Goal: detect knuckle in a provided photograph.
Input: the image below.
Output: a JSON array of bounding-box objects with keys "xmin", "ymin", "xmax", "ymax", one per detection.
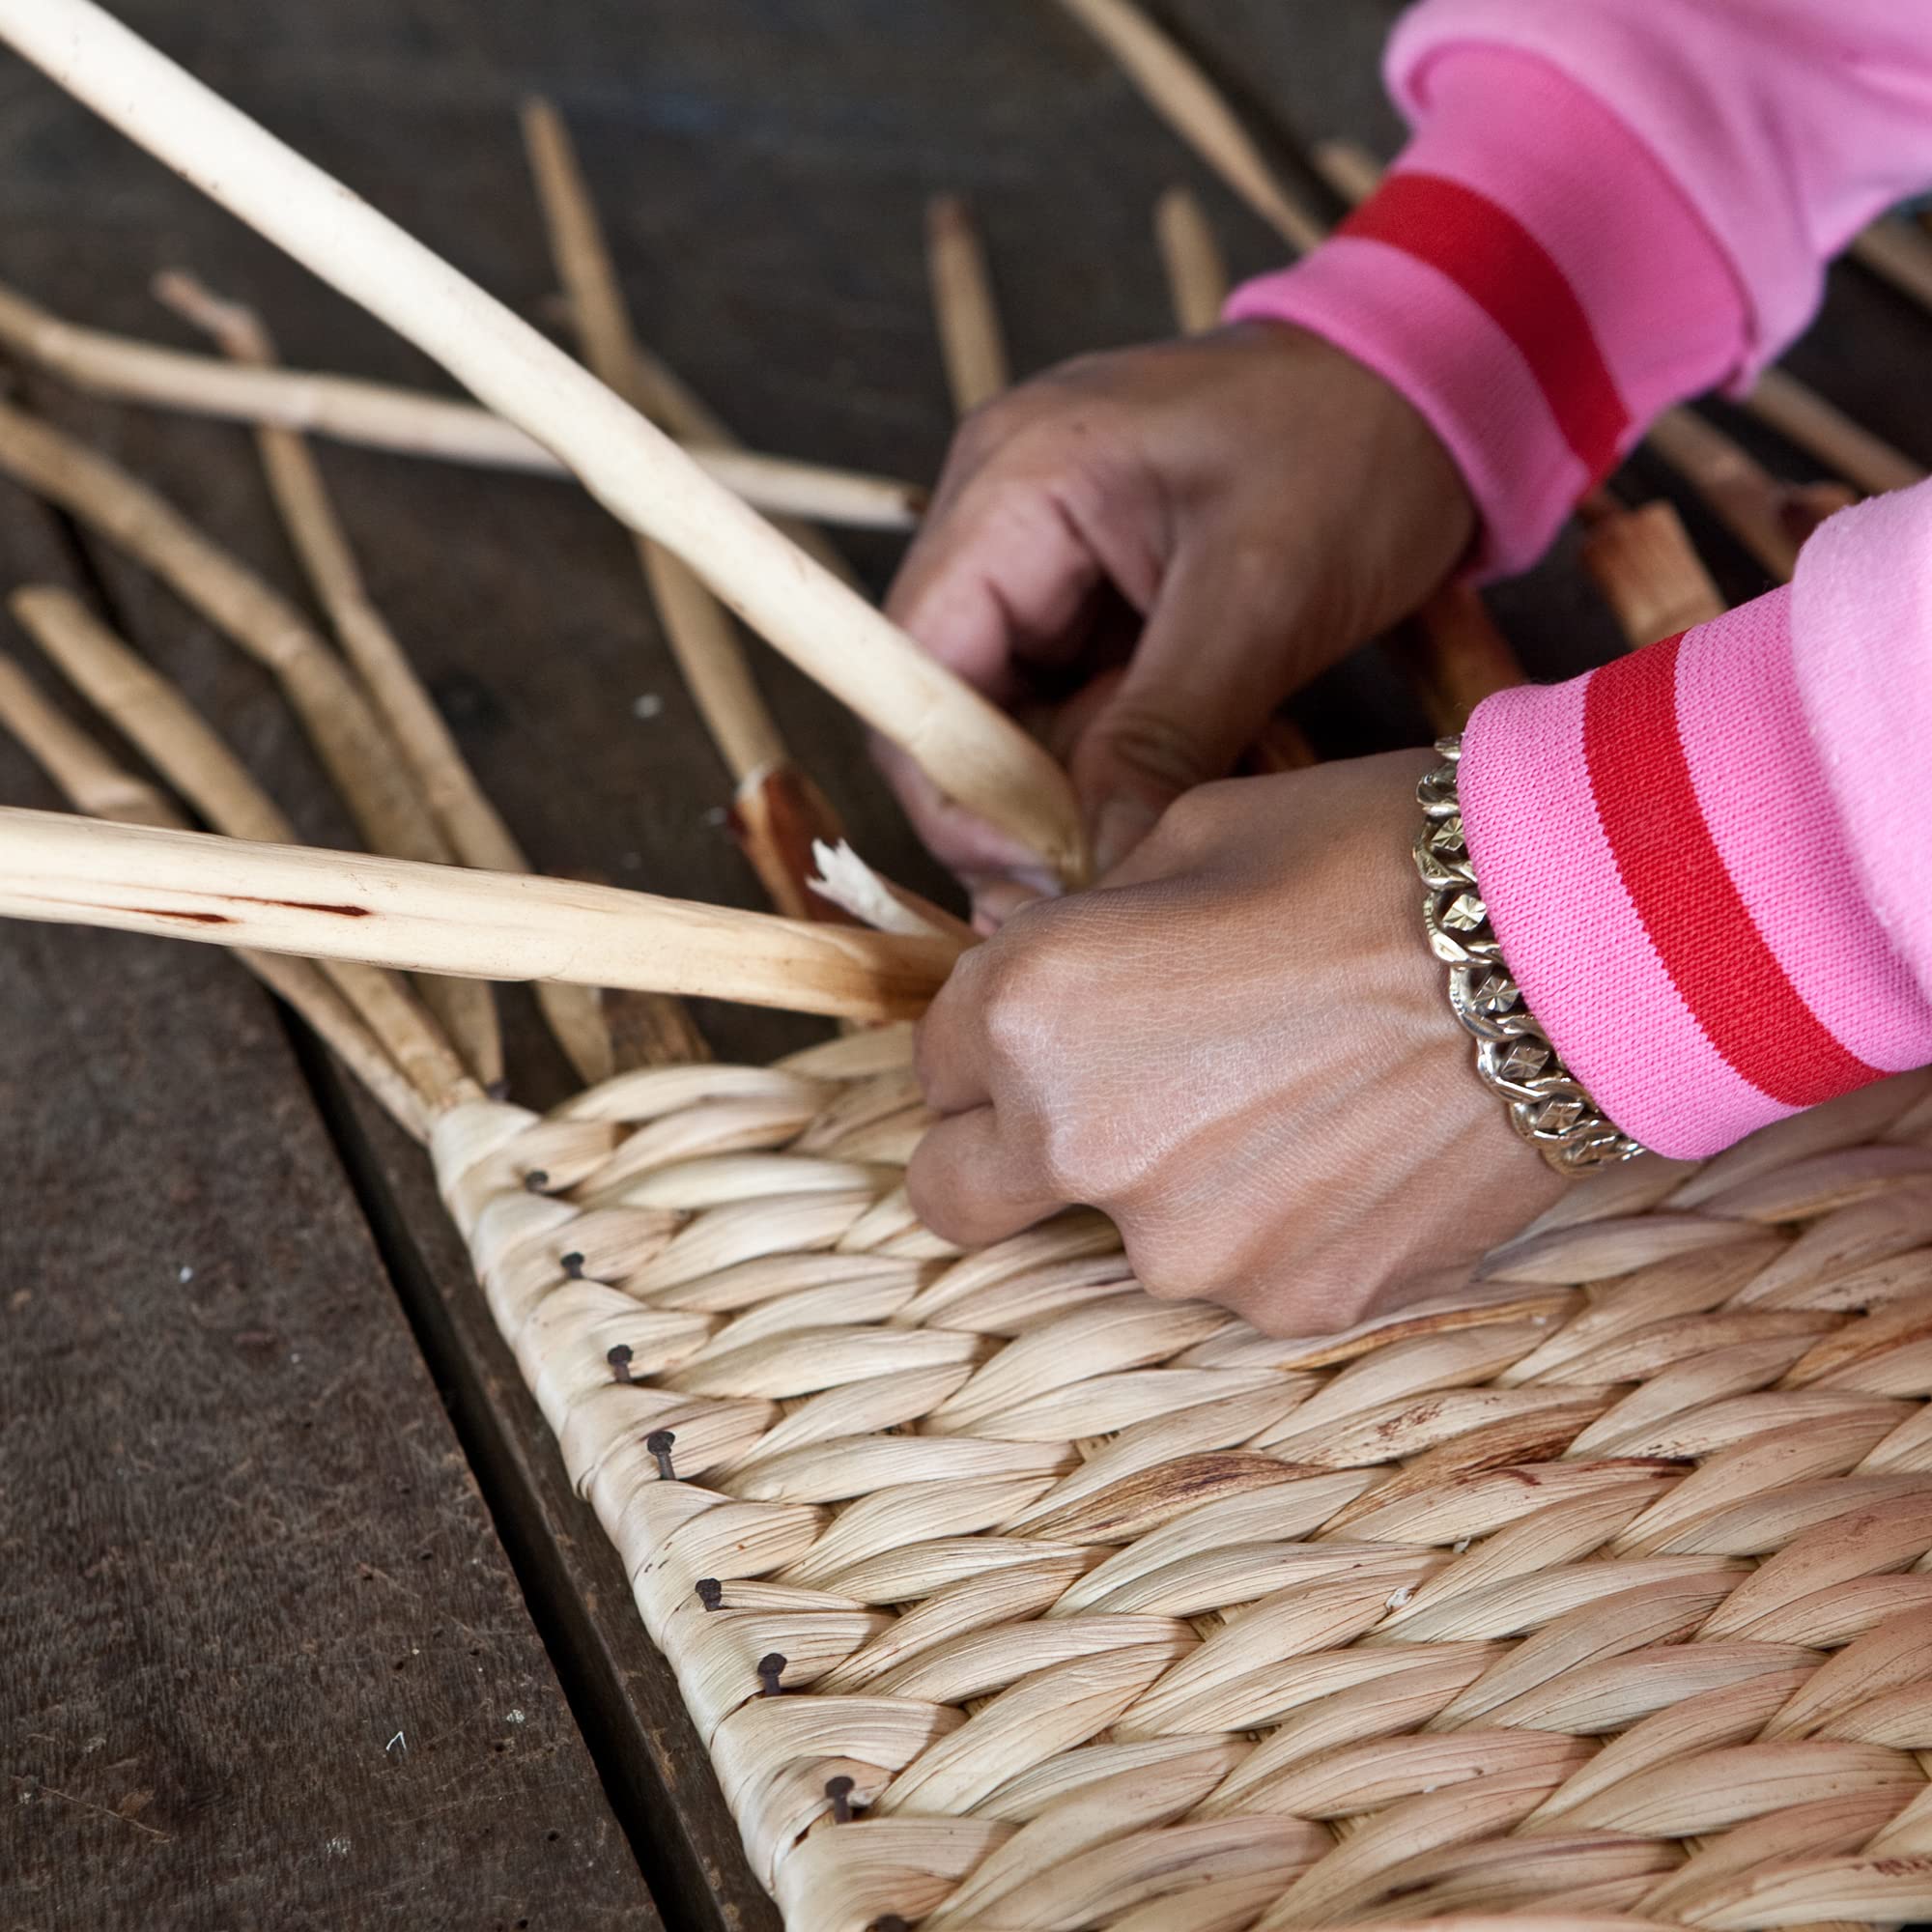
[{"xmin": 1094, "ymin": 709, "xmax": 1219, "ymax": 800}]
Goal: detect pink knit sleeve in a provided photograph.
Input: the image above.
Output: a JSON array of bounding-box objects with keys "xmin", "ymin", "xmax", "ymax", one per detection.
[
  {"xmin": 1226, "ymin": 0, "xmax": 1932, "ymax": 575},
  {"xmin": 1461, "ymin": 488, "xmax": 1932, "ymax": 1160}
]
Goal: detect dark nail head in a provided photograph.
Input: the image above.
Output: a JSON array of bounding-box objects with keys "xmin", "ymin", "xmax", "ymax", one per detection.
[
  {"xmin": 695, "ymin": 1577, "xmax": 724, "ymax": 1611},
  {"xmin": 560, "ymin": 1251, "xmax": 585, "ymax": 1279},
  {"xmin": 523, "ymin": 1168, "xmax": 551, "ymax": 1193},
  {"xmin": 825, "ymin": 1775, "xmax": 855, "ymax": 1822},
  {"xmin": 607, "ymin": 1343, "xmax": 634, "ymax": 1383},
  {"xmin": 645, "ymin": 1428, "xmax": 677, "ymax": 1480},
  {"xmin": 755, "ymin": 1652, "xmax": 786, "ymax": 1696}
]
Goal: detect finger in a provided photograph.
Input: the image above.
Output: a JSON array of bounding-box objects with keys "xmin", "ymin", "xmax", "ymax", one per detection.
[
  {"xmin": 1068, "ymin": 534, "xmax": 1308, "ymax": 872},
  {"xmin": 910, "ymin": 956, "xmax": 995, "ymax": 1116},
  {"xmin": 906, "ymin": 1104, "xmax": 1064, "ymax": 1247}
]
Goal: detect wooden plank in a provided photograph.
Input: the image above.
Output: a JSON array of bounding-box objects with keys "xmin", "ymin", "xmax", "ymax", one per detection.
[{"xmin": 0, "ymin": 472, "xmax": 658, "ymax": 1922}]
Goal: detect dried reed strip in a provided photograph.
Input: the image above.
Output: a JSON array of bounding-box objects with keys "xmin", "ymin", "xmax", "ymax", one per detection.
[
  {"xmin": 1154, "ymin": 185, "xmax": 1230, "ymax": 334},
  {"xmin": 1577, "ymin": 496, "xmax": 1728, "ymax": 649},
  {"xmin": 1053, "ymin": 0, "xmax": 1326, "ymax": 253},
  {"xmin": 0, "ymin": 277, "xmax": 923, "ymax": 528},
  {"xmin": 1747, "ymin": 365, "xmax": 1925, "ymax": 499},
  {"xmin": 0, "ymin": 0, "xmax": 1086, "ymax": 879},
  {"xmin": 1393, "ymin": 585, "xmax": 1526, "ymax": 735},
  {"xmin": 0, "ymin": 807, "xmax": 965, "ymax": 1023},
  {"xmin": 154, "ymin": 267, "xmax": 638, "ymax": 1084},
  {"xmin": 519, "ymin": 98, "xmax": 848, "ymax": 924},
  {"xmin": 0, "ymin": 648, "xmax": 429, "ymax": 1135},
  {"xmin": 0, "ymin": 393, "xmax": 502, "ymax": 1084},
  {"xmin": 925, "ymin": 196, "xmax": 1010, "ymax": 415},
  {"xmin": 11, "ymin": 585, "xmax": 474, "ymax": 1116},
  {"xmin": 1851, "ymin": 214, "xmax": 1932, "ymax": 320}
]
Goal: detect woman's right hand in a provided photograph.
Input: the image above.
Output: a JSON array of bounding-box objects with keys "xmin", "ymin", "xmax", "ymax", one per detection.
[{"xmin": 877, "ymin": 321, "xmax": 1475, "ymax": 917}]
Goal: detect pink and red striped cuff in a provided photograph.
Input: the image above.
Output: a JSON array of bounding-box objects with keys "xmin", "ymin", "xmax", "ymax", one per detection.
[
  {"xmin": 1461, "ymin": 591, "xmax": 1932, "ymax": 1159},
  {"xmin": 1225, "ymin": 45, "xmax": 1746, "ymax": 576}
]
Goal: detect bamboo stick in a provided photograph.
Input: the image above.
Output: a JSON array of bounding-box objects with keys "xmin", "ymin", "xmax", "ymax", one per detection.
[
  {"xmin": 153, "ymin": 268, "xmax": 630, "ymax": 1086},
  {"xmin": 0, "ymin": 807, "xmax": 965, "ymax": 1024},
  {"xmin": 1850, "ymin": 215, "xmax": 1932, "ymax": 320},
  {"xmin": 520, "ymin": 97, "xmax": 851, "ymax": 927},
  {"xmin": 0, "ymin": 0, "xmax": 1086, "ymax": 881},
  {"xmin": 1154, "ymin": 186, "xmax": 1230, "ymax": 335},
  {"xmin": 1747, "ymin": 366, "xmax": 1924, "ymax": 499},
  {"xmin": 0, "ymin": 394, "xmax": 502, "ymax": 1085},
  {"xmin": 1577, "ymin": 497, "xmax": 1727, "ymax": 649},
  {"xmin": 1053, "ymin": 0, "xmax": 1325, "ymax": 254},
  {"xmin": 925, "ymin": 197, "xmax": 1010, "ymax": 414},
  {"xmin": 11, "ymin": 585, "xmax": 476, "ymax": 1116},
  {"xmin": 0, "ymin": 653, "xmax": 431, "ymax": 1137},
  {"xmin": 0, "ymin": 277, "xmax": 923, "ymax": 528}
]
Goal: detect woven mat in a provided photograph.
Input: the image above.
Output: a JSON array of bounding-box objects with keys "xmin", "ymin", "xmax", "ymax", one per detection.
[{"xmin": 429, "ymin": 1022, "xmax": 1932, "ymax": 1932}]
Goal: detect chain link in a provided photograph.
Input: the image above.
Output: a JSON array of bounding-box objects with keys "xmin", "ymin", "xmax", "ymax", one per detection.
[{"xmin": 1416, "ymin": 738, "xmax": 1645, "ymax": 1176}]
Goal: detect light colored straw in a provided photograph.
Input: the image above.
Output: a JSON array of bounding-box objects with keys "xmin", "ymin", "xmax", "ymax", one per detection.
[
  {"xmin": 11, "ymin": 585, "xmax": 475, "ymax": 1116},
  {"xmin": 1054, "ymin": 0, "xmax": 1326, "ymax": 253},
  {"xmin": 0, "ymin": 0, "xmax": 1086, "ymax": 882},
  {"xmin": 925, "ymin": 197, "xmax": 1010, "ymax": 414},
  {"xmin": 152, "ymin": 267, "xmax": 628, "ymax": 1086},
  {"xmin": 0, "ymin": 394, "xmax": 502, "ymax": 1086},
  {"xmin": 1154, "ymin": 185, "xmax": 1230, "ymax": 335},
  {"xmin": 0, "ymin": 646, "xmax": 432, "ymax": 1135},
  {"xmin": 0, "ymin": 807, "xmax": 964, "ymax": 1024},
  {"xmin": 0, "ymin": 276, "xmax": 923, "ymax": 529}
]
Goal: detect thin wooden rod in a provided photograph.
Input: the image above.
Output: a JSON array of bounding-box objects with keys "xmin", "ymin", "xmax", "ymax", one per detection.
[
  {"xmin": 1850, "ymin": 215, "xmax": 1932, "ymax": 320},
  {"xmin": 0, "ymin": 394, "xmax": 502, "ymax": 1084},
  {"xmin": 1155, "ymin": 186, "xmax": 1230, "ymax": 334},
  {"xmin": 0, "ymin": 808, "xmax": 965, "ymax": 1024},
  {"xmin": 12, "ymin": 585, "xmax": 477, "ymax": 1113},
  {"xmin": 520, "ymin": 98, "xmax": 852, "ymax": 928},
  {"xmin": 520, "ymin": 97, "xmax": 787, "ymax": 786},
  {"xmin": 1053, "ymin": 0, "xmax": 1326, "ymax": 253},
  {"xmin": 925, "ymin": 197, "xmax": 1010, "ymax": 414},
  {"xmin": 0, "ymin": 645, "xmax": 433, "ymax": 1136},
  {"xmin": 0, "ymin": 0, "xmax": 1086, "ymax": 881},
  {"xmin": 0, "ymin": 277, "xmax": 923, "ymax": 529},
  {"xmin": 1576, "ymin": 497, "xmax": 1727, "ymax": 649},
  {"xmin": 154, "ymin": 268, "xmax": 628, "ymax": 1086},
  {"xmin": 1747, "ymin": 366, "xmax": 1924, "ymax": 499}
]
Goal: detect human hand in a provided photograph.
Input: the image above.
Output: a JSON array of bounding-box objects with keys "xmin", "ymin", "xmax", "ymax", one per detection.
[
  {"xmin": 878, "ymin": 323, "xmax": 1474, "ymax": 919},
  {"xmin": 905, "ymin": 752, "xmax": 1564, "ymax": 1336}
]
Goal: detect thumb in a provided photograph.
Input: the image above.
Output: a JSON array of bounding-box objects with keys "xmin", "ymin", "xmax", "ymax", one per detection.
[{"xmin": 1069, "ymin": 540, "xmax": 1303, "ymax": 872}]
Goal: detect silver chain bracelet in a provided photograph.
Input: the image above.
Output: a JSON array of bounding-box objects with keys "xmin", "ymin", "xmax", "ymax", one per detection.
[{"xmin": 1415, "ymin": 737, "xmax": 1644, "ymax": 1175}]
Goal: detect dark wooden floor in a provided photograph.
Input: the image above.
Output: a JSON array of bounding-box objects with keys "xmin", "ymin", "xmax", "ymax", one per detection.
[{"xmin": 4, "ymin": 4, "xmax": 1931, "ymax": 1927}]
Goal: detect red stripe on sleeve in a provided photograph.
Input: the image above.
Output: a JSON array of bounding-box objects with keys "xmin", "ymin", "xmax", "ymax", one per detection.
[
  {"xmin": 1341, "ymin": 172, "xmax": 1629, "ymax": 483},
  {"xmin": 1582, "ymin": 632, "xmax": 1880, "ymax": 1109}
]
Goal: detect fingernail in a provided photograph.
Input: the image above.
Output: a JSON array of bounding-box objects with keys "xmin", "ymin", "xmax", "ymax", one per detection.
[
  {"xmin": 969, "ymin": 877, "xmax": 1050, "ymax": 930},
  {"xmin": 1092, "ymin": 798, "xmax": 1159, "ymax": 875}
]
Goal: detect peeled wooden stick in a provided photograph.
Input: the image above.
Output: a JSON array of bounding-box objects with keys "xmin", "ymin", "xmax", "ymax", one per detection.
[
  {"xmin": 0, "ymin": 808, "xmax": 965, "ymax": 1025},
  {"xmin": 152, "ymin": 268, "xmax": 633, "ymax": 1086},
  {"xmin": 1154, "ymin": 185, "xmax": 1230, "ymax": 334},
  {"xmin": 925, "ymin": 197, "xmax": 1010, "ymax": 414},
  {"xmin": 519, "ymin": 98, "xmax": 849, "ymax": 925},
  {"xmin": 11, "ymin": 585, "xmax": 477, "ymax": 1116},
  {"xmin": 0, "ymin": 277, "xmax": 923, "ymax": 528},
  {"xmin": 1576, "ymin": 495, "xmax": 1727, "ymax": 648},
  {"xmin": 1391, "ymin": 584, "xmax": 1526, "ymax": 735},
  {"xmin": 0, "ymin": 652, "xmax": 431, "ymax": 1137},
  {"xmin": 1747, "ymin": 365, "xmax": 1925, "ymax": 499},
  {"xmin": 0, "ymin": 0, "xmax": 1085, "ymax": 882},
  {"xmin": 0, "ymin": 394, "xmax": 502, "ymax": 1085},
  {"xmin": 1054, "ymin": 0, "xmax": 1325, "ymax": 253},
  {"xmin": 1850, "ymin": 214, "xmax": 1932, "ymax": 320}
]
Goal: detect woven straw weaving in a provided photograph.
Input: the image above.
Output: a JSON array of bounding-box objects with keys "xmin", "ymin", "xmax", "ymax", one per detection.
[
  {"xmin": 435, "ymin": 1037, "xmax": 1932, "ymax": 1932},
  {"xmin": 5, "ymin": 7, "xmax": 1932, "ymax": 1929}
]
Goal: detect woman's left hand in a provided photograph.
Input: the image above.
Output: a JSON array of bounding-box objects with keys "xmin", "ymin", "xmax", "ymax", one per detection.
[{"xmin": 906, "ymin": 751, "xmax": 1566, "ymax": 1335}]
